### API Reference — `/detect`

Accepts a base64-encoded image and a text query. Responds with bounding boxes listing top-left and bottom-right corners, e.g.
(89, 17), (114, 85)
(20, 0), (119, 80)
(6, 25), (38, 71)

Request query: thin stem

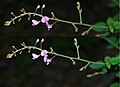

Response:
(11, 45), (105, 65)
(74, 38), (80, 59)
(101, 37), (120, 50)
(78, 9), (82, 23)
(72, 23), (78, 32)
(51, 52), (104, 64)
(7, 12), (108, 29)
(76, 1), (82, 23)
(81, 26), (92, 35)
(112, 0), (119, 6)
(79, 62), (90, 71)
(76, 46), (80, 59)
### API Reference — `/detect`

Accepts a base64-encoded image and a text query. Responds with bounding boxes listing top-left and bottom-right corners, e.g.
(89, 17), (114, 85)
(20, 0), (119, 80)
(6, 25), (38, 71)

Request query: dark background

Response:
(0, 0), (119, 87)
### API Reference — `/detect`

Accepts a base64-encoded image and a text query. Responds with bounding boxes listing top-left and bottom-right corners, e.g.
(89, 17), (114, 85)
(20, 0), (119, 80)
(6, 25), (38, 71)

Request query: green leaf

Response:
(89, 61), (105, 70)
(106, 17), (119, 33)
(110, 57), (120, 65)
(109, 25), (115, 33)
(104, 56), (111, 69)
(109, 0), (119, 8)
(106, 17), (115, 33)
(92, 22), (108, 32)
(116, 72), (120, 78)
(100, 32), (110, 37)
(100, 68), (108, 74)
(108, 37), (117, 42)
(107, 17), (114, 25)
(117, 63), (120, 67)
(114, 12), (120, 21)
(110, 54), (120, 65)
(106, 37), (118, 49)
(110, 82), (119, 87)
(107, 44), (115, 49)
(113, 21), (120, 30)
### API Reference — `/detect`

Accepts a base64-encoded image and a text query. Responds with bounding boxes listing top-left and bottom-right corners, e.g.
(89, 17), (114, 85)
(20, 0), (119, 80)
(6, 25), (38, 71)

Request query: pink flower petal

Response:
(41, 16), (49, 23)
(43, 55), (48, 62)
(46, 62), (49, 65)
(32, 53), (40, 60)
(46, 59), (52, 65)
(45, 22), (49, 26)
(41, 50), (48, 56)
(32, 20), (40, 26)
(47, 25), (52, 30)
(46, 59), (52, 63)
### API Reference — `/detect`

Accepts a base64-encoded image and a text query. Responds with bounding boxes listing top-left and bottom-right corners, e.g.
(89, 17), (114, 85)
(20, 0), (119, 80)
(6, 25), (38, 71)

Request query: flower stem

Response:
(11, 45), (105, 65)
(7, 12), (108, 29)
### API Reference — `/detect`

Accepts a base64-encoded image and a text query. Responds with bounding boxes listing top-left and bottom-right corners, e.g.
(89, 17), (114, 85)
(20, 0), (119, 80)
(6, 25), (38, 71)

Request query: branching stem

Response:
(7, 12), (108, 29)
(10, 45), (105, 65)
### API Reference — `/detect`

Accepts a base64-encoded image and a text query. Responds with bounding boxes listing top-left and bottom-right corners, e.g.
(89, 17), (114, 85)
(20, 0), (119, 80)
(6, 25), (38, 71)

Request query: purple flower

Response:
(47, 25), (52, 31)
(41, 50), (48, 56)
(40, 50), (52, 65)
(46, 58), (52, 65)
(41, 16), (49, 23)
(41, 16), (52, 30)
(43, 55), (48, 62)
(32, 16), (52, 30)
(43, 55), (52, 65)
(32, 53), (40, 60)
(32, 20), (40, 26)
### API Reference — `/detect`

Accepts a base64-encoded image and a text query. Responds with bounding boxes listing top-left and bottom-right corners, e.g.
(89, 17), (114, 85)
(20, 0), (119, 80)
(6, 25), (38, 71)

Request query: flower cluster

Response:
(32, 38), (53, 65)
(32, 16), (52, 31)
(32, 49), (53, 65)
(41, 50), (52, 65)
